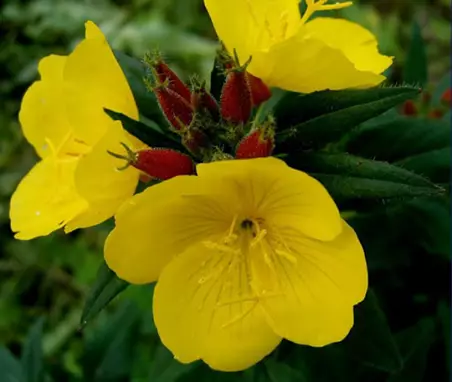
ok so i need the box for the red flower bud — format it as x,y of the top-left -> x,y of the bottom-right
428,109 -> 444,119
108,144 -> 195,180
247,73 -> 271,106
441,88 -> 451,106
401,100 -> 418,116
154,87 -> 194,131
221,71 -> 252,124
421,90 -> 431,106
191,86 -> 220,121
235,125 -> 275,159
145,53 -> 192,103
182,128 -> 209,157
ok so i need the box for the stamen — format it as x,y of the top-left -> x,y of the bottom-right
221,301 -> 258,329
275,249 -> 297,264
203,240 -> 240,255
300,0 -> 353,26
250,228 -> 267,247
216,295 -> 258,307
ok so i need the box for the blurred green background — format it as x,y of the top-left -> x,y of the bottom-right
0,0 -> 450,381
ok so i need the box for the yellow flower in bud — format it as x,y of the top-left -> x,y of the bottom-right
105,157 -> 368,371
204,0 -> 393,93
10,21 -> 141,240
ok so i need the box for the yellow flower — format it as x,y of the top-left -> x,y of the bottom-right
105,157 -> 368,371
204,0 -> 393,93
10,21 -> 141,240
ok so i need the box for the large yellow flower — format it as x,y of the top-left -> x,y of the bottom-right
204,0 -> 393,93
105,157 -> 368,372
10,21 -> 141,240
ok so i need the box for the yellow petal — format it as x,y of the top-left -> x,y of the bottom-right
304,18 -> 393,74
63,21 -> 138,145
198,157 -> 342,242
204,0 -> 300,64
250,26 -> 388,93
10,157 -> 87,240
19,57 -> 74,158
104,175 -> 233,284
153,241 -> 281,371
252,221 -> 367,346
38,54 -> 67,82
64,122 -> 139,232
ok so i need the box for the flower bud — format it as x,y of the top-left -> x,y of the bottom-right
247,73 -> 271,106
154,87 -> 194,131
221,70 -> 252,124
441,88 -> 451,106
235,124 -> 275,159
182,128 -> 209,157
401,100 -> 418,116
108,143 -> 195,180
428,109 -> 444,119
191,83 -> 220,121
145,53 -> 191,102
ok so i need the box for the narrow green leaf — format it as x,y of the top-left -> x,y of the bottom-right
80,260 -> 129,327
396,147 -> 451,184
148,343 -> 196,382
21,318 -> 44,382
264,358 -> 308,382
437,301 -> 451,373
0,347 -> 24,382
311,174 -> 443,202
210,55 -> 226,101
286,152 -> 435,188
344,118 -> 450,162
114,50 -> 164,124
175,363 -> 248,382
432,73 -> 451,105
274,86 -> 419,149
91,302 -> 141,381
105,109 -> 187,153
342,290 -> 402,372
388,319 -> 436,382
403,23 -> 428,86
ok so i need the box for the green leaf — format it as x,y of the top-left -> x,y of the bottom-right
105,109 -> 187,153
274,87 -> 420,150
395,147 -> 450,184
437,301 -> 451,373
114,50 -> 164,124
401,198 -> 450,259
342,290 -> 402,372
21,318 -> 44,382
285,152 -> 435,188
86,302 -> 141,382
0,347 -> 24,382
210,55 -> 226,102
148,343 -> 196,382
264,358 -> 308,382
310,174 -> 443,202
344,118 -> 450,162
403,23 -> 428,86
387,319 -> 436,382
175,363 -> 250,382
80,260 -> 129,327
348,197 -> 449,270
432,73 -> 451,105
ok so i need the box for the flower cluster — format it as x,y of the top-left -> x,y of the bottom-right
9,0 -> 394,372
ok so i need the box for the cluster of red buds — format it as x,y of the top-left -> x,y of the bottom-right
108,49 -> 275,182
401,87 -> 451,119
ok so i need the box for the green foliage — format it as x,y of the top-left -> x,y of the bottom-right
403,22 -> 428,86
0,0 -> 450,382
81,261 -> 129,327
275,87 -> 420,150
